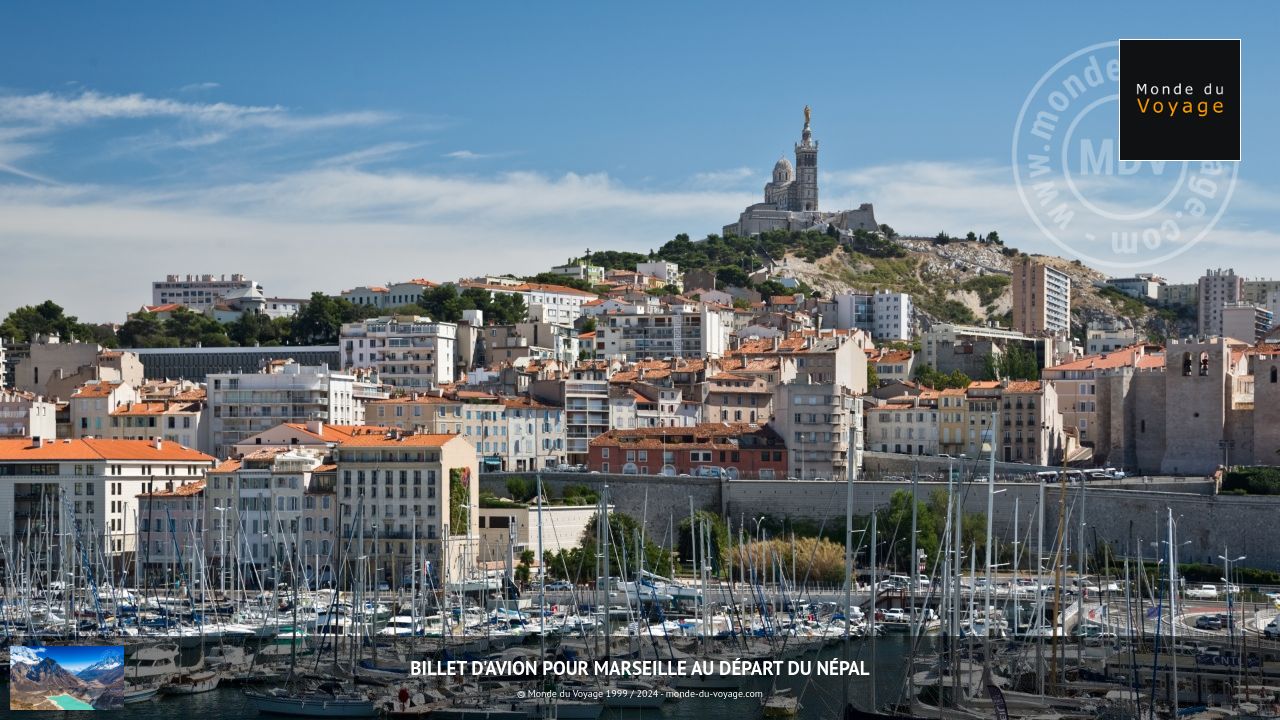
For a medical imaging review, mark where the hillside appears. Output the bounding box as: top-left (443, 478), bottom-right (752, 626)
top-left (647, 230), bottom-right (1195, 342)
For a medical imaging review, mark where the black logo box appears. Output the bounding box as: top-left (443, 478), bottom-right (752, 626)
top-left (1119, 39), bottom-right (1240, 162)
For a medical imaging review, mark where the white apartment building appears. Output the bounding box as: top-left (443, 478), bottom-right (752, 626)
top-left (867, 397), bottom-right (940, 456)
top-left (340, 316), bottom-right (457, 389)
top-left (208, 362), bottom-right (362, 458)
top-left (530, 365), bottom-right (611, 464)
top-left (205, 448), bottom-right (327, 585)
top-left (871, 290), bottom-right (913, 341)
top-left (1086, 322), bottom-right (1138, 355)
top-left (152, 274), bottom-right (259, 311)
top-left (366, 393), bottom-right (567, 472)
top-left (339, 279), bottom-right (438, 309)
top-left (635, 261), bottom-right (681, 287)
top-left (595, 303), bottom-right (730, 361)
top-left (0, 389), bottom-right (56, 439)
top-left (0, 437), bottom-right (215, 569)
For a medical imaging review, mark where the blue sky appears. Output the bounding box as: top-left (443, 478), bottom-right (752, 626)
top-left (0, 2), bottom-right (1276, 321)
top-left (11, 645), bottom-right (122, 673)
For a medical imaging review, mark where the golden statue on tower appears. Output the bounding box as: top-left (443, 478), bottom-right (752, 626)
top-left (804, 105), bottom-right (811, 125)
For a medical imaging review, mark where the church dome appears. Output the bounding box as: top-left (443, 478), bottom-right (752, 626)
top-left (772, 156), bottom-right (794, 182)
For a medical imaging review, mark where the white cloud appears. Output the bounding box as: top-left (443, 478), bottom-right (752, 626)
top-left (442, 149), bottom-right (513, 160)
top-left (319, 142), bottom-right (424, 168)
top-left (0, 90), bottom-right (393, 133)
top-left (688, 167), bottom-right (758, 190)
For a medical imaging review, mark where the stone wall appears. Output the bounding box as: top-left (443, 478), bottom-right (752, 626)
top-left (481, 471), bottom-right (1274, 569)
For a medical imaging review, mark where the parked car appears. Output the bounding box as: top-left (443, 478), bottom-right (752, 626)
top-left (1264, 618), bottom-right (1279, 639)
top-left (1186, 584), bottom-right (1220, 599)
top-left (881, 608), bottom-right (907, 622)
top-left (544, 580), bottom-right (573, 591)
top-left (1195, 615), bottom-right (1223, 630)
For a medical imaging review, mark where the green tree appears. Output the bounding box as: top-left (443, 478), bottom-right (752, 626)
top-left (0, 300), bottom-right (98, 343)
top-left (875, 490), bottom-right (942, 572)
top-left (677, 511), bottom-right (730, 576)
top-left (867, 363), bottom-right (880, 389)
top-left (980, 344), bottom-right (1040, 381)
top-left (525, 273), bottom-right (594, 293)
top-left (117, 312), bottom-right (166, 347)
top-left (448, 468), bottom-right (472, 534)
top-left (291, 292), bottom-right (350, 344)
top-left (419, 285), bottom-right (465, 323)
top-left (505, 476), bottom-right (536, 502)
top-left (163, 308), bottom-right (229, 346)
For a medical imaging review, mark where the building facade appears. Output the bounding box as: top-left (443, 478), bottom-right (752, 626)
top-left (208, 362), bottom-right (364, 458)
top-left (1012, 257), bottom-right (1071, 336)
top-left (1198, 268), bottom-right (1244, 337)
top-left (152, 274), bottom-right (258, 311)
top-left (340, 315), bottom-right (458, 389)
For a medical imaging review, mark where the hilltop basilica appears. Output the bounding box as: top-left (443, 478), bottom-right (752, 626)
top-left (723, 106), bottom-right (880, 238)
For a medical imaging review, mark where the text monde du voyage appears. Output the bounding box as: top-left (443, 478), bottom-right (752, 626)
top-left (1134, 83), bottom-right (1229, 118)
top-left (412, 659), bottom-right (869, 678)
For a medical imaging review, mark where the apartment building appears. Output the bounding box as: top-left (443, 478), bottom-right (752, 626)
top-left (0, 437), bottom-right (215, 572)
top-left (770, 380), bottom-right (862, 480)
top-left (530, 364), bottom-right (611, 465)
top-left (339, 279), bottom-right (438, 309)
top-left (366, 392), bottom-right (567, 471)
top-left (458, 321), bottom-right (579, 370)
top-left (135, 479), bottom-right (206, 583)
top-left (1104, 274), bottom-right (1165, 300)
top-left (16, 341), bottom-right (144, 400)
top-left (733, 331), bottom-right (870, 394)
top-left (1041, 344), bottom-right (1164, 453)
top-left (997, 380), bottom-right (1063, 465)
top-left (152, 273), bottom-right (258, 311)
top-left (1221, 303), bottom-right (1273, 343)
top-left (208, 362), bottom-right (364, 458)
top-left (595, 302), bottom-right (730, 362)
top-left (703, 372), bottom-right (773, 424)
top-left (867, 393), bottom-right (939, 456)
top-left (0, 388), bottom-right (56, 439)
top-left (340, 315), bottom-right (457, 389)
top-left (333, 431), bottom-right (478, 588)
top-left (204, 448), bottom-right (328, 587)
top-left (1198, 268), bottom-right (1244, 337)
top-left (587, 423), bottom-right (787, 479)
top-left (1012, 257), bottom-right (1071, 336)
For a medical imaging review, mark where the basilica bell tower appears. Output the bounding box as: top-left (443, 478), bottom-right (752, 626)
top-left (793, 105), bottom-right (819, 212)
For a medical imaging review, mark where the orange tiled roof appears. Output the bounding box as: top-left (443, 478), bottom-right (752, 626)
top-left (1045, 344), bottom-right (1165, 373)
top-left (110, 401), bottom-right (200, 416)
top-left (0, 438), bottom-right (213, 462)
top-left (72, 382), bottom-right (122, 399)
top-left (280, 423), bottom-right (396, 442)
top-left (142, 303), bottom-right (183, 313)
top-left (139, 479), bottom-right (206, 498)
top-left (875, 350), bottom-right (913, 364)
top-left (209, 458), bottom-right (243, 473)
top-left (337, 432), bottom-right (457, 448)
top-left (1004, 380), bottom-right (1043, 393)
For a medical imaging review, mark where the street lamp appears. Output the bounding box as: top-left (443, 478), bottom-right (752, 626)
top-left (1218, 552), bottom-right (1246, 646)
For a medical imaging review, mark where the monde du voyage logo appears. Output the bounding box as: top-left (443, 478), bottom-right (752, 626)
top-left (1013, 40), bottom-right (1240, 269)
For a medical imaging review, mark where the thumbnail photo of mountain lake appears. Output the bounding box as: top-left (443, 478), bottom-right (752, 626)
top-left (8, 645), bottom-right (124, 711)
